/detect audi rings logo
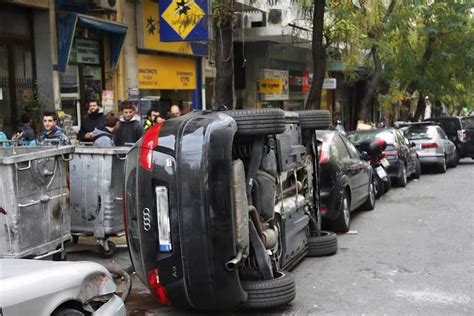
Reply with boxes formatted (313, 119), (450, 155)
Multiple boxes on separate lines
(143, 208), (151, 231)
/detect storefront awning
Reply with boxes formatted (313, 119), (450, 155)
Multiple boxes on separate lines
(56, 13), (127, 72)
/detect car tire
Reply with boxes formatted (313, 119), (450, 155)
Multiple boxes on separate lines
(225, 109), (286, 136)
(53, 308), (85, 316)
(383, 176), (391, 193)
(297, 110), (331, 130)
(240, 271), (296, 309)
(374, 175), (384, 199)
(307, 231), (338, 257)
(438, 157), (447, 173)
(397, 165), (408, 187)
(361, 178), (376, 211)
(331, 190), (351, 233)
(99, 240), (116, 258)
(412, 159), (421, 179)
(450, 151), (458, 168)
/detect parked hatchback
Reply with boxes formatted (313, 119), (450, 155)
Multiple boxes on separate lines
(316, 131), (375, 233)
(404, 123), (458, 173)
(425, 116), (474, 160)
(347, 128), (420, 187)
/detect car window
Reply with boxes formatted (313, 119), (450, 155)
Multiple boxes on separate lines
(347, 130), (395, 145)
(437, 127), (448, 139)
(461, 116), (474, 129)
(331, 135), (351, 160)
(404, 126), (436, 140)
(340, 135), (361, 159)
(396, 130), (409, 146)
(436, 120), (459, 135)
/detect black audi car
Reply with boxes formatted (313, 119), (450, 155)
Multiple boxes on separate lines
(347, 128), (420, 187)
(316, 131), (375, 233)
(124, 109), (337, 310)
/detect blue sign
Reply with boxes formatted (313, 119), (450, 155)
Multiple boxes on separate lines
(158, 0), (209, 42)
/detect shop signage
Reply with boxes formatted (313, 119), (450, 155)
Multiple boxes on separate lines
(323, 78), (337, 90)
(260, 69), (289, 101)
(289, 70), (311, 93)
(70, 39), (100, 65)
(137, 54), (196, 90)
(159, 0), (208, 41)
(259, 79), (283, 94)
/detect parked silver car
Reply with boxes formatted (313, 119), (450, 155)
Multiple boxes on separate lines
(404, 123), (457, 173)
(0, 259), (126, 316)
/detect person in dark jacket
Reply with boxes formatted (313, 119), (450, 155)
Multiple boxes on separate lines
(143, 108), (160, 131)
(115, 101), (143, 146)
(78, 100), (105, 141)
(14, 113), (36, 145)
(37, 111), (71, 146)
(92, 112), (119, 147)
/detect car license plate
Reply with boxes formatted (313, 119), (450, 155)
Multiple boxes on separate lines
(375, 166), (387, 179)
(380, 158), (390, 168)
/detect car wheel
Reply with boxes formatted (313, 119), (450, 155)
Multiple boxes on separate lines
(361, 179), (376, 211)
(438, 157), (447, 173)
(397, 165), (407, 187)
(240, 271), (296, 309)
(412, 159), (421, 179)
(297, 110), (331, 130)
(374, 175), (383, 199)
(99, 240), (116, 258)
(53, 308), (85, 316)
(450, 151), (459, 168)
(306, 231), (338, 257)
(383, 176), (391, 193)
(331, 191), (351, 233)
(225, 109), (286, 136)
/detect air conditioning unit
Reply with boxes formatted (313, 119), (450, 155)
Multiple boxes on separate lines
(91, 0), (117, 11)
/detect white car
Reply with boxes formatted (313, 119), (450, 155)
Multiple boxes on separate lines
(0, 259), (126, 316)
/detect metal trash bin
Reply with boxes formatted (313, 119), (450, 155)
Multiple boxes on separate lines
(0, 146), (74, 259)
(69, 146), (130, 257)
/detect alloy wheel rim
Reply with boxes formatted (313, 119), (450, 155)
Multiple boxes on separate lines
(343, 196), (350, 225)
(370, 181), (375, 204)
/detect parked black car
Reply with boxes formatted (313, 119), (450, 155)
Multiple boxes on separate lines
(424, 116), (474, 160)
(347, 128), (420, 187)
(124, 109), (337, 310)
(316, 131), (375, 233)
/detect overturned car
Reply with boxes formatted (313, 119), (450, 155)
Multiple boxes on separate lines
(123, 109), (337, 310)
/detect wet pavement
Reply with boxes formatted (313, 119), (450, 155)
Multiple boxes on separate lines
(67, 159), (474, 315)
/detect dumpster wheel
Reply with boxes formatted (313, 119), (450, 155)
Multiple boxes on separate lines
(99, 240), (116, 258)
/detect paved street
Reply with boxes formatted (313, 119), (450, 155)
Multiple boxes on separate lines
(69, 159), (474, 315)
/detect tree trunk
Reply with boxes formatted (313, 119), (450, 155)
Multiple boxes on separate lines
(413, 94), (426, 121)
(359, 47), (382, 122)
(213, 1), (234, 109)
(305, 0), (326, 110)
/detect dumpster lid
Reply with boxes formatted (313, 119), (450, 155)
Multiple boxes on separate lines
(0, 146), (75, 165)
(73, 146), (131, 155)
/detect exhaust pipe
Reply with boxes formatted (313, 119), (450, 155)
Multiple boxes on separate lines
(225, 249), (243, 271)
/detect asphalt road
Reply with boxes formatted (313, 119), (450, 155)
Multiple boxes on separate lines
(285, 159), (474, 315)
(69, 159), (474, 315)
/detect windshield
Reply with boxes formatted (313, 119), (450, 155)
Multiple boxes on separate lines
(462, 116), (474, 129)
(347, 131), (395, 145)
(404, 126), (435, 140)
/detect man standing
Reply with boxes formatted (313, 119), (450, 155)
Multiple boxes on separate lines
(37, 111), (71, 146)
(169, 105), (181, 118)
(115, 101), (143, 146)
(14, 113), (36, 145)
(78, 100), (105, 142)
(143, 108), (160, 131)
(92, 112), (119, 147)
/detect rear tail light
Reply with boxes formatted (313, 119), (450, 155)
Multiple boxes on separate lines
(147, 268), (171, 305)
(457, 129), (466, 142)
(320, 207), (328, 214)
(421, 142), (438, 149)
(139, 124), (162, 170)
(156, 186), (172, 252)
(319, 141), (330, 164)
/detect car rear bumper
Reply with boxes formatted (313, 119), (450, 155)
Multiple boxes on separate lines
(417, 154), (444, 165)
(387, 159), (403, 178)
(94, 294), (126, 316)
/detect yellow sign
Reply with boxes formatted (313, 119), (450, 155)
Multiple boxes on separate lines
(138, 54), (196, 90)
(259, 79), (283, 94)
(142, 0), (193, 55)
(161, 0), (206, 39)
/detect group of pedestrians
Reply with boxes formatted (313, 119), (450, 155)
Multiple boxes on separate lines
(0, 101), (182, 148)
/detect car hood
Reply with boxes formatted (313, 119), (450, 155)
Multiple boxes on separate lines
(0, 259), (116, 309)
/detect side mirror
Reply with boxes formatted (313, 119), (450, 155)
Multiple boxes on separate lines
(360, 151), (369, 161)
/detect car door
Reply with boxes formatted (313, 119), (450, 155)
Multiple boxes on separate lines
(340, 134), (369, 207)
(395, 130), (412, 172)
(399, 130), (417, 174)
(331, 134), (358, 204)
